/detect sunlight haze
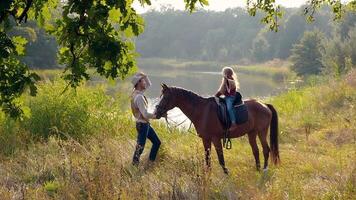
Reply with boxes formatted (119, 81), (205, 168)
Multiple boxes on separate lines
(134, 0), (319, 13)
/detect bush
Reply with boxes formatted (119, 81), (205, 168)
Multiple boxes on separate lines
(269, 76), (356, 141)
(19, 79), (126, 140)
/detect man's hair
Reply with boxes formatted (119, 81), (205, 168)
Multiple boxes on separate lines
(134, 78), (142, 89)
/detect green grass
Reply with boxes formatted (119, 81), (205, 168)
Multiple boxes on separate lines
(236, 64), (294, 82)
(0, 74), (355, 199)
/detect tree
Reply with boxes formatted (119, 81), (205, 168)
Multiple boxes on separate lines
(250, 33), (270, 62)
(290, 30), (325, 76)
(1, 0), (149, 118)
(0, 0), (353, 118)
(8, 21), (58, 69)
(322, 27), (356, 76)
(338, 11), (356, 41)
(277, 12), (306, 59)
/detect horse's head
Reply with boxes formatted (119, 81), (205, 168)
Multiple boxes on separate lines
(155, 83), (175, 119)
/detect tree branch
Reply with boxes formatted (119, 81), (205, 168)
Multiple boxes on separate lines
(18, 0), (33, 23)
(70, 42), (77, 68)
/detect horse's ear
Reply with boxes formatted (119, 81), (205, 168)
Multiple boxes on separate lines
(161, 83), (169, 91)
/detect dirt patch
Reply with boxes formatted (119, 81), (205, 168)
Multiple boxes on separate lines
(325, 129), (356, 146)
(345, 69), (356, 88)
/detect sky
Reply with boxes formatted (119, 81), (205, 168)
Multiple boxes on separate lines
(133, 0), (352, 13)
(133, 0), (311, 13)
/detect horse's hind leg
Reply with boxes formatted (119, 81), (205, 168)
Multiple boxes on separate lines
(258, 128), (270, 171)
(212, 137), (229, 174)
(202, 138), (212, 169)
(248, 131), (261, 171)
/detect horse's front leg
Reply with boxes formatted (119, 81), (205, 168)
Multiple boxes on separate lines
(212, 137), (229, 174)
(202, 138), (212, 169)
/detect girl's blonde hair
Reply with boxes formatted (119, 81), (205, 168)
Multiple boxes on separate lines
(222, 66), (240, 89)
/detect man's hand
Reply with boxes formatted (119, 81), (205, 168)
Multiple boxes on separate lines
(154, 113), (167, 119)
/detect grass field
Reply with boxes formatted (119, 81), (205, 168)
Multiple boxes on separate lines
(0, 71), (355, 199)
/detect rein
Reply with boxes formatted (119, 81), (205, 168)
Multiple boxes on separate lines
(164, 113), (195, 135)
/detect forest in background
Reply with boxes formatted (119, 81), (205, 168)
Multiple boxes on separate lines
(9, 5), (356, 75)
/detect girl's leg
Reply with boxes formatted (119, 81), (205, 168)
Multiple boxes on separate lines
(226, 96), (236, 124)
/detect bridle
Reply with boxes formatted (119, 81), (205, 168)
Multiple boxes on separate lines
(156, 90), (196, 134)
(155, 93), (171, 119)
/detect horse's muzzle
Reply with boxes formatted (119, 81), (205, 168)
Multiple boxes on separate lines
(156, 112), (167, 119)
(155, 105), (166, 119)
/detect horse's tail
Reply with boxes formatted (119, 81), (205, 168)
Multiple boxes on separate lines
(266, 104), (280, 165)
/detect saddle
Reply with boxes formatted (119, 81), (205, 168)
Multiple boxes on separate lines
(215, 92), (248, 149)
(215, 91), (248, 129)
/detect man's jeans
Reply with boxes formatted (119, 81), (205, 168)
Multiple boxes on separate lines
(132, 122), (161, 165)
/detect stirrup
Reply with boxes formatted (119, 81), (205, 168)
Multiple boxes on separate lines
(225, 138), (232, 149)
(223, 130), (232, 150)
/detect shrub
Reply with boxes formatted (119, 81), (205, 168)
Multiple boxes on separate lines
(19, 79), (126, 140)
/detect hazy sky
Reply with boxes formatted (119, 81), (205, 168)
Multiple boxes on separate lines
(133, 0), (310, 13)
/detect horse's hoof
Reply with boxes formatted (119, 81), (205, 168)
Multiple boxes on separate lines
(256, 165), (261, 171)
(223, 168), (229, 174)
(263, 167), (268, 173)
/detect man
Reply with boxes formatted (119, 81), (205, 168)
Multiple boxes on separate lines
(130, 72), (161, 166)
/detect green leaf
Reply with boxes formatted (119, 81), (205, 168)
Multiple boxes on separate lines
(108, 8), (122, 24)
(104, 61), (113, 71)
(22, 106), (32, 119)
(44, 23), (56, 32)
(12, 36), (28, 56)
(30, 73), (41, 81)
(199, 0), (209, 6)
(59, 47), (69, 54)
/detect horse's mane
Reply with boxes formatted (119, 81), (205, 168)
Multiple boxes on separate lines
(170, 86), (213, 103)
(170, 86), (202, 98)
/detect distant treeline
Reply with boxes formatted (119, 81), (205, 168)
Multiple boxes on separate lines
(136, 6), (356, 63)
(8, 6), (356, 69)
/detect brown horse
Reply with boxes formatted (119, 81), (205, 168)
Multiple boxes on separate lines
(155, 84), (280, 174)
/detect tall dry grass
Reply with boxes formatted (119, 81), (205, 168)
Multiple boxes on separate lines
(0, 74), (355, 199)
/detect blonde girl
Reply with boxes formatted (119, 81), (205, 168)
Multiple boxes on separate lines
(215, 66), (240, 130)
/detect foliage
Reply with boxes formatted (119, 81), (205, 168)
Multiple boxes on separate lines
(246, 0), (283, 31)
(322, 27), (356, 77)
(0, 0), (149, 118)
(251, 33), (270, 62)
(0, 79), (129, 142)
(0, 31), (40, 118)
(0, 0), (353, 119)
(290, 30), (325, 76)
(8, 21), (59, 69)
